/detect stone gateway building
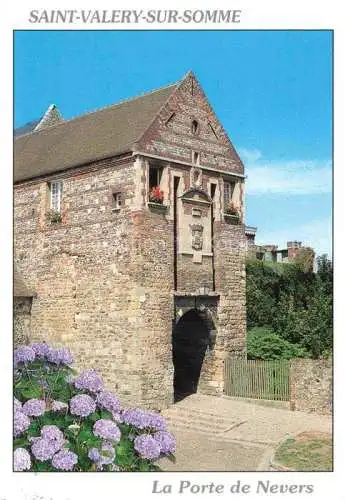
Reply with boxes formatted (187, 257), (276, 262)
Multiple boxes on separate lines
(14, 72), (246, 410)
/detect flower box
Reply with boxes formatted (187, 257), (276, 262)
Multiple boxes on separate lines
(223, 213), (240, 224)
(148, 202), (168, 214)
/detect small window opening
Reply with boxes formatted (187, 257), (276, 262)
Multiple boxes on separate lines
(149, 165), (163, 190)
(192, 151), (200, 165)
(210, 183), (217, 200)
(224, 181), (235, 204)
(191, 120), (199, 135)
(112, 192), (123, 210)
(49, 181), (63, 213)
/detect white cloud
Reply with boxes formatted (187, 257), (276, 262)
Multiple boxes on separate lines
(239, 148), (332, 195)
(238, 147), (262, 163)
(255, 217), (332, 257)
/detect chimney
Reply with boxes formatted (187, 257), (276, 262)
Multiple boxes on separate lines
(287, 241), (302, 260)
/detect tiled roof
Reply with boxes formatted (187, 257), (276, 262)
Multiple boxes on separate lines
(14, 83), (178, 183)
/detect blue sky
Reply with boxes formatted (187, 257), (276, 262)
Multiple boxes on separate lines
(14, 30), (332, 257)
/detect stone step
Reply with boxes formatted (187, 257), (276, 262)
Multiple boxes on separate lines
(162, 402), (247, 438)
(163, 408), (240, 432)
(165, 417), (243, 435)
(165, 421), (270, 447)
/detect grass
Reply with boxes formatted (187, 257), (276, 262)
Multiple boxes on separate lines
(273, 432), (333, 471)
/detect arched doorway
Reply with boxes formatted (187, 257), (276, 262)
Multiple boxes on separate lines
(172, 309), (211, 403)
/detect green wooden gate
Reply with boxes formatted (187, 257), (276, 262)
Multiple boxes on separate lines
(224, 359), (290, 401)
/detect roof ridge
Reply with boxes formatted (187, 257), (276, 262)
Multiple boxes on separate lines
(15, 80), (179, 140)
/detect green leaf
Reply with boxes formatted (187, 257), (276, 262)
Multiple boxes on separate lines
(78, 428), (93, 443)
(88, 412), (101, 422)
(165, 453), (176, 464)
(100, 410), (112, 420)
(21, 387), (42, 399)
(151, 463), (162, 472)
(33, 461), (54, 472)
(138, 461), (151, 472)
(116, 439), (133, 457)
(13, 437), (29, 448)
(26, 419), (41, 437)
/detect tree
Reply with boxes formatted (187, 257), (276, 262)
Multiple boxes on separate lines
(246, 257), (333, 359)
(294, 247), (315, 273)
(316, 254), (333, 296)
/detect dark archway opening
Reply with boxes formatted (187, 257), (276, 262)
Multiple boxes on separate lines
(172, 309), (210, 403)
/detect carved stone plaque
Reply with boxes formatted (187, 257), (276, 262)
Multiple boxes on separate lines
(190, 224), (203, 251)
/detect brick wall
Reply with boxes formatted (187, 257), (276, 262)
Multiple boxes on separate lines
(138, 73), (244, 176)
(290, 358), (332, 414)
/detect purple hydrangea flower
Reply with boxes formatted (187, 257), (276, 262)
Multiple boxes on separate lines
(14, 397), (22, 412)
(51, 400), (68, 412)
(14, 447), (31, 471)
(47, 347), (73, 365)
(146, 411), (167, 431)
(31, 438), (57, 461)
(40, 425), (64, 451)
(88, 442), (116, 468)
(153, 431), (176, 454)
(69, 394), (96, 417)
(88, 448), (100, 462)
(22, 399), (46, 417)
(93, 419), (121, 442)
(134, 434), (161, 460)
(30, 342), (50, 358)
(96, 390), (120, 413)
(121, 408), (150, 429)
(111, 412), (123, 423)
(14, 346), (35, 365)
(121, 408), (167, 431)
(28, 436), (40, 444)
(74, 369), (104, 393)
(52, 449), (78, 471)
(13, 411), (31, 437)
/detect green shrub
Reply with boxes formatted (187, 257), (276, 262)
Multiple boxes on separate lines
(247, 327), (309, 360)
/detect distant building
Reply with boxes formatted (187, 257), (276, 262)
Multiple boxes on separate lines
(245, 227), (312, 264)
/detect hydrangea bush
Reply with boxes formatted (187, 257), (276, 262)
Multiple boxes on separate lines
(13, 343), (176, 472)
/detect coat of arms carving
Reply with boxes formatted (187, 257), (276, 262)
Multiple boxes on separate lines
(190, 224), (203, 251)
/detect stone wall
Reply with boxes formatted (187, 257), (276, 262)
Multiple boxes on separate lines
(200, 219), (246, 395)
(14, 156), (152, 407)
(14, 298), (32, 347)
(290, 358), (332, 414)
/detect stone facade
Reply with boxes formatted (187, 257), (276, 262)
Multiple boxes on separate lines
(14, 72), (247, 409)
(290, 358), (332, 414)
(14, 298), (32, 347)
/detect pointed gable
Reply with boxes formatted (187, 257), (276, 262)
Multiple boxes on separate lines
(14, 104), (63, 138)
(136, 72), (244, 175)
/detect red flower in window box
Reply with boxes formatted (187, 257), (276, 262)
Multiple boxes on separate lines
(149, 186), (164, 204)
